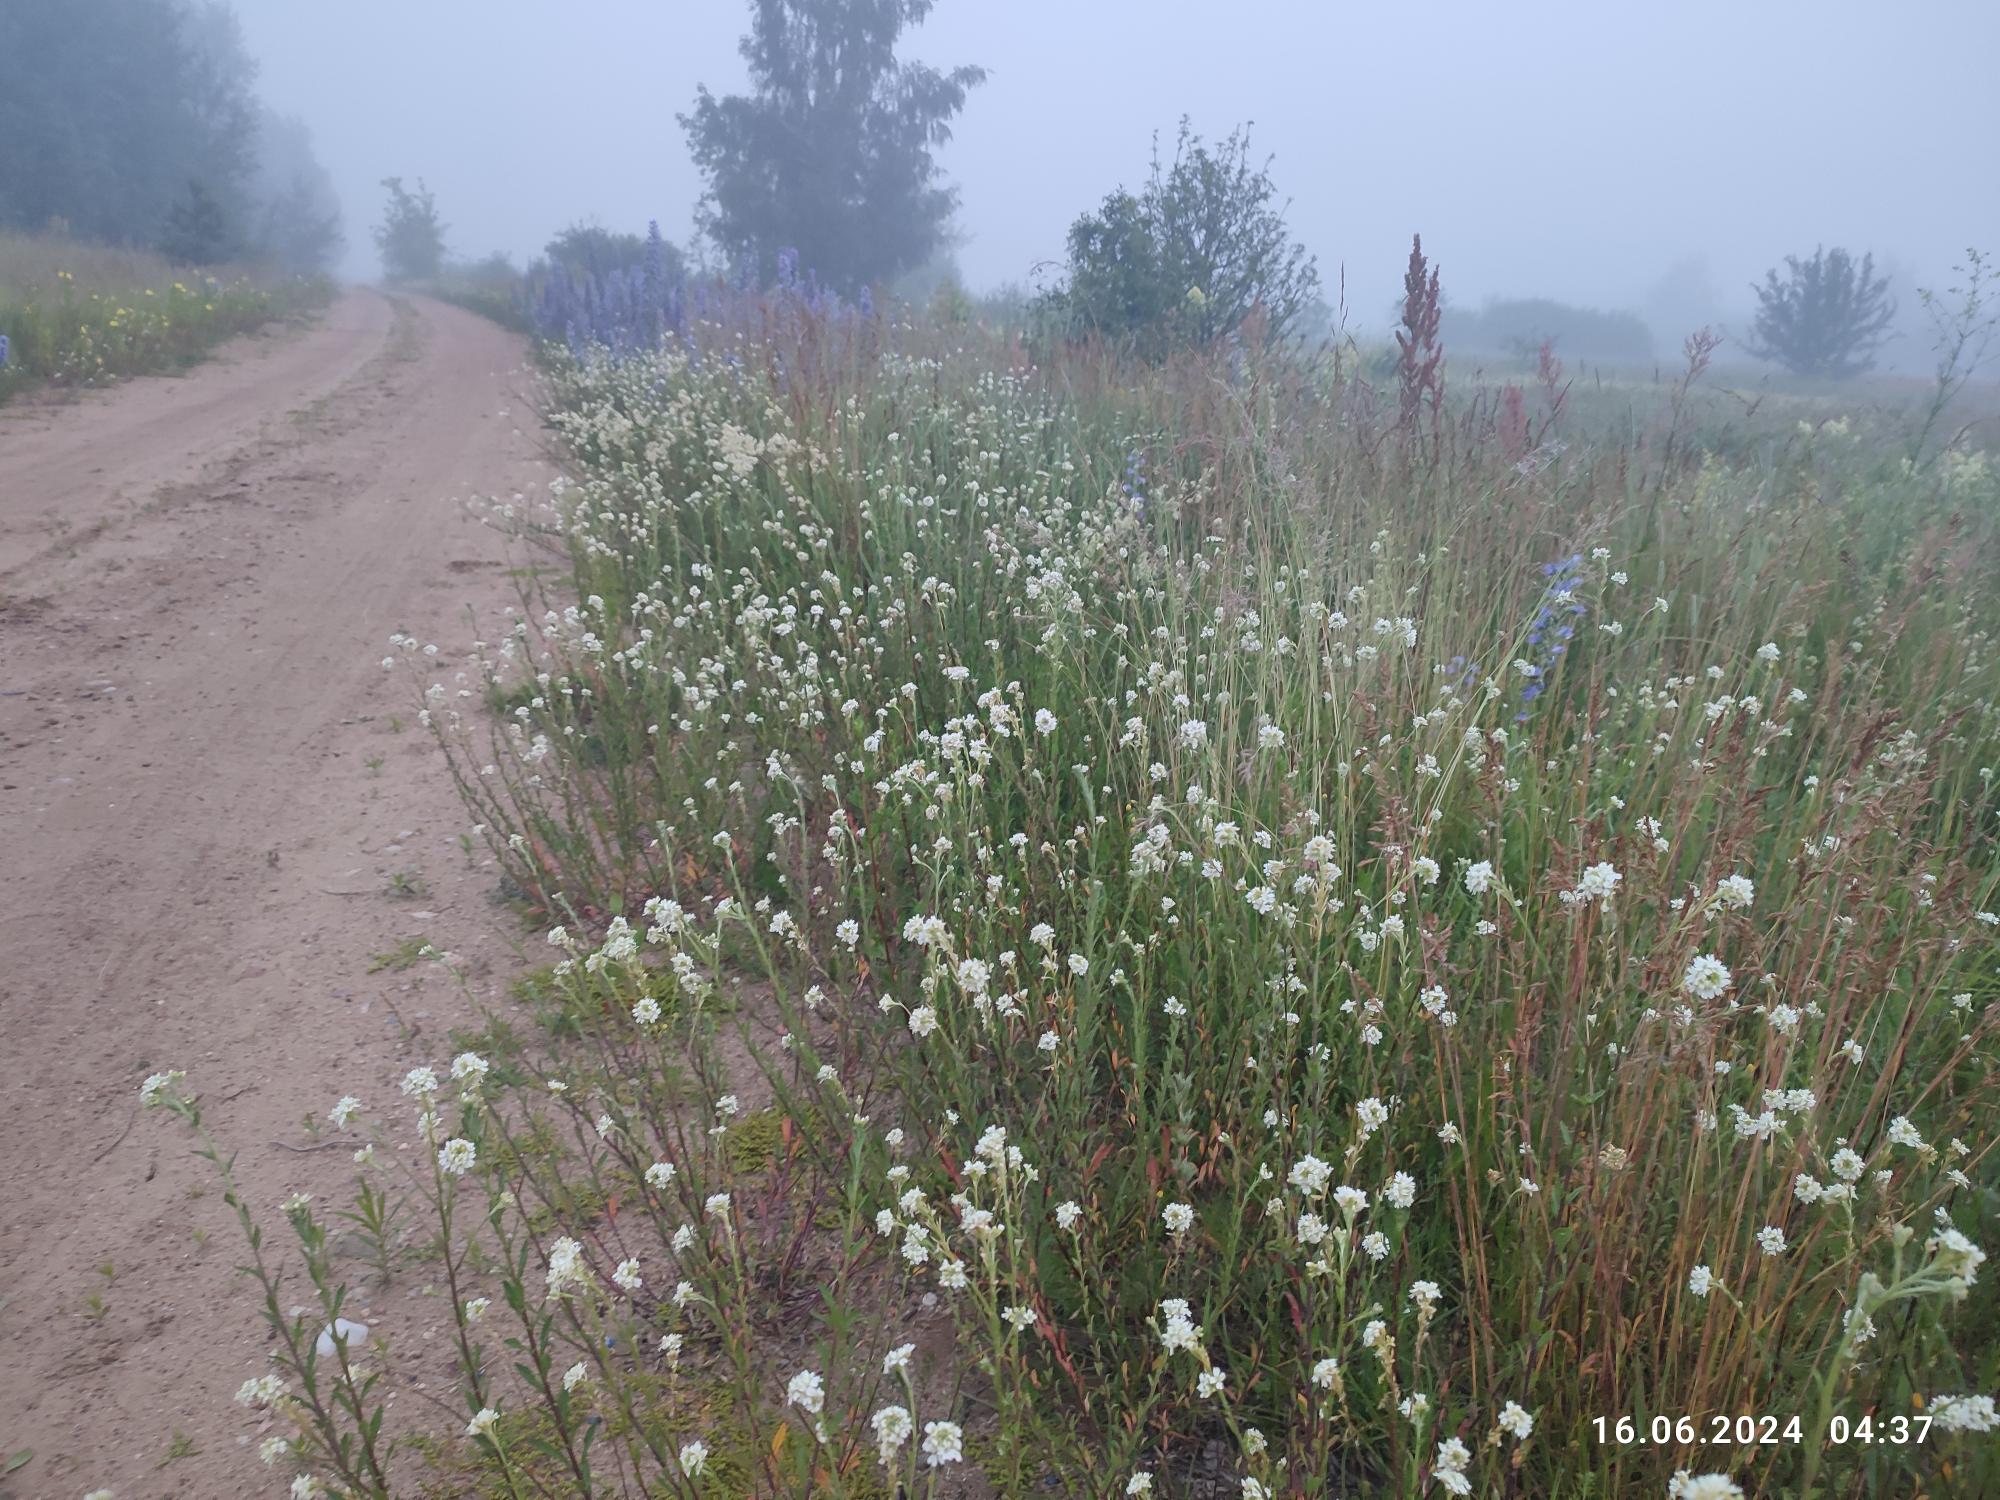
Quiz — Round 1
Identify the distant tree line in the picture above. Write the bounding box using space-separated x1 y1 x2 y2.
354 0 1919 385
1444 298 1655 365
0 0 342 270
537 224 688 287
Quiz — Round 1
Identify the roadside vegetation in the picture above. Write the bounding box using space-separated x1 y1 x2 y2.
149 238 2000 1495
126 1 1998 1496
0 229 330 404
0 0 344 405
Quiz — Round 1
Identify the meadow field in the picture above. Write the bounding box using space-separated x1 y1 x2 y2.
0 229 329 403
141 281 2000 1499
8 0 1994 1494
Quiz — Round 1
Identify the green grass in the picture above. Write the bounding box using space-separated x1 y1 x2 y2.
367 936 434 973
410 259 532 334
152 294 2000 1500
0 228 332 403
413 312 1997 1497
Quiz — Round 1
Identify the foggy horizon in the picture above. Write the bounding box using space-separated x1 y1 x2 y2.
229 0 2000 351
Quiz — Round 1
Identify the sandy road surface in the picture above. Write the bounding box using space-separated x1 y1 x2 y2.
0 292 553 1497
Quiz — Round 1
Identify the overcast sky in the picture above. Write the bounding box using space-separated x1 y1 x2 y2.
231 0 2000 336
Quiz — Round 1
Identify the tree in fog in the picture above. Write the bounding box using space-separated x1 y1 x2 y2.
1046 121 1319 357
1746 246 1896 378
0 0 334 269
159 179 233 264
681 0 985 292
374 178 446 283
0 0 258 251
249 112 344 273
175 1 260 228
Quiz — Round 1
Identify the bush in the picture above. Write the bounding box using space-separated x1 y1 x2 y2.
373 177 446 284
1043 120 1318 357
159 178 233 265
1746 246 1896 378
540 222 685 286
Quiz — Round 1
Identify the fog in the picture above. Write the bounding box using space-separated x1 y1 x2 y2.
231 0 1998 355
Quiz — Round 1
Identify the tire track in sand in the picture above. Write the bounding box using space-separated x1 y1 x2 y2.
0 290 553 1498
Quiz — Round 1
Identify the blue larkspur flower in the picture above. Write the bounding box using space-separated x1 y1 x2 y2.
1515 553 1588 719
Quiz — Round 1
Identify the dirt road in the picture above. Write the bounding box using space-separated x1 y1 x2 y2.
0 292 551 1497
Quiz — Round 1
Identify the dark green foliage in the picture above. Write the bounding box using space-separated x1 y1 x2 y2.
1747 245 1896 378
680 0 984 292
0 2 340 269
456 252 519 286
174 1 258 208
1447 297 1654 364
425 252 531 333
374 177 446 284
541 222 684 284
1043 121 1319 357
1051 189 1159 338
159 178 232 264
0 0 258 251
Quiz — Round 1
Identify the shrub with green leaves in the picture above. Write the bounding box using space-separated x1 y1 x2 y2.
1746 246 1897 380
1041 120 1319 358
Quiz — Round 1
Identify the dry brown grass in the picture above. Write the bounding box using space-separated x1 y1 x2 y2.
0 228 179 296
0 227 296 297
